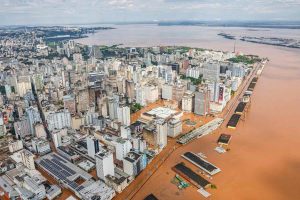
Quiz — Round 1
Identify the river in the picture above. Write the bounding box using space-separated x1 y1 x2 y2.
76 24 300 200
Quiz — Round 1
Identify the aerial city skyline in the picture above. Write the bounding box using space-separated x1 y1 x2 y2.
0 1 300 200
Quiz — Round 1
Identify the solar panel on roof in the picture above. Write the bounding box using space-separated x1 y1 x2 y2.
52 154 67 163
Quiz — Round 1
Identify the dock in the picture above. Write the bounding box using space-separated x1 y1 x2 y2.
177 118 224 144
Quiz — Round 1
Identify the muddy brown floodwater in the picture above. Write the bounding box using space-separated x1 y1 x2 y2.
77 25 300 200
132 44 300 200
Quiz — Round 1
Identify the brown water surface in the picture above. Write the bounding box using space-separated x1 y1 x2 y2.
77 25 300 200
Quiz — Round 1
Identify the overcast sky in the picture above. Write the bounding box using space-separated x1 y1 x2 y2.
1 0 300 25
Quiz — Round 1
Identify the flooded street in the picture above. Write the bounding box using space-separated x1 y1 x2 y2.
77 25 300 200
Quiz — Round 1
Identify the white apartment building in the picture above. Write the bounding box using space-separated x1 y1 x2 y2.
112 138 132 161
17 75 32 97
8 140 23 153
156 119 168 149
95 149 115 181
135 85 146 106
87 135 100 159
182 91 194 112
25 107 42 136
161 84 173 100
167 118 182 138
20 149 35 170
144 85 159 103
46 110 71 131
117 105 130 126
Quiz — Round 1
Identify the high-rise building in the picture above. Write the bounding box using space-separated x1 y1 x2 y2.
14 118 31 139
172 84 186 102
194 88 210 116
126 80 135 102
167 118 182 138
63 94 76 114
32 74 44 91
108 95 119 120
135 85 146 106
17 75 32 97
34 123 47 138
46 110 71 131
87 136 100 159
52 128 68 148
117 105 130 126
181 91 194 112
20 149 35 170
144 84 159 103
203 63 220 82
155 119 168 149
95 149 114 181
8 140 23 153
25 107 42 136
0 113 6 137
77 88 89 112
112 138 132 161
161 84 173 100
123 151 147 177
31 138 51 155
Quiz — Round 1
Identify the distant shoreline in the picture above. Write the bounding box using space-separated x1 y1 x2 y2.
157 21 300 29
218 33 300 49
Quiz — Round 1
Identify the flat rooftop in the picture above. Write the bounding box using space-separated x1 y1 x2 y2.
217 134 232 145
146 107 177 119
36 153 98 198
235 102 247 114
227 114 241 129
247 82 256 91
182 152 221 175
172 162 210 188
144 194 159 200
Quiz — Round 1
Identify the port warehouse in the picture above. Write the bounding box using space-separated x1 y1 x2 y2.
227 76 259 129
227 114 241 129
177 118 224 145
234 102 247 115
217 134 232 145
247 77 258 91
181 152 221 176
172 162 211 189
144 194 159 200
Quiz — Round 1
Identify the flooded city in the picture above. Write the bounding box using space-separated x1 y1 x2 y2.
78 25 300 200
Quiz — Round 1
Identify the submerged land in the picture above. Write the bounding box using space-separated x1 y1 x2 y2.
0 23 300 200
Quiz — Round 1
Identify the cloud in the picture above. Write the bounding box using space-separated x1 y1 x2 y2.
0 0 299 25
